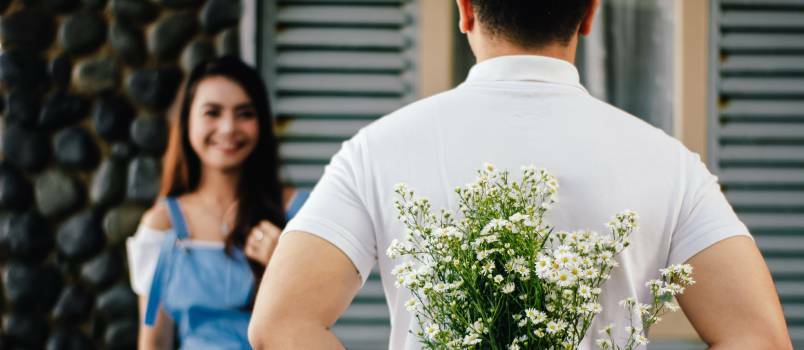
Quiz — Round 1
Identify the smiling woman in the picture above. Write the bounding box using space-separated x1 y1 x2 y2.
188 76 261 173
125 56 308 350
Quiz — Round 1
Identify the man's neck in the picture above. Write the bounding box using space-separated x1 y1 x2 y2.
472 37 578 65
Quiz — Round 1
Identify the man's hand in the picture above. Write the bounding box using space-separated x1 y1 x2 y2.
679 236 792 349
248 231 363 349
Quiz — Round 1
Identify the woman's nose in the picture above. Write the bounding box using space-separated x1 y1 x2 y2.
218 113 236 133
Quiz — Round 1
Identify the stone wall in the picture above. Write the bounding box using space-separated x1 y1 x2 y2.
0 0 242 348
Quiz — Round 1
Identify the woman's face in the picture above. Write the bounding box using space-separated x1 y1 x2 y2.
188 76 260 172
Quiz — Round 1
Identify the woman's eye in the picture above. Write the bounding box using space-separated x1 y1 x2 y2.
239 110 256 119
204 110 220 117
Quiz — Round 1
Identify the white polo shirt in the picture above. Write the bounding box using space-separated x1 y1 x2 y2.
284 55 749 349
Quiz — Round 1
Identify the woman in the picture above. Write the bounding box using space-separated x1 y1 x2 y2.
126 56 307 349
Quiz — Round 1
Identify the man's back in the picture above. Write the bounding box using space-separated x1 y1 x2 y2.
285 55 748 349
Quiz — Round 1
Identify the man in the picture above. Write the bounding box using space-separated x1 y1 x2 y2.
249 0 792 348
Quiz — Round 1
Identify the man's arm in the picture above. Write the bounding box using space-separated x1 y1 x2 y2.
678 236 792 349
248 231 363 349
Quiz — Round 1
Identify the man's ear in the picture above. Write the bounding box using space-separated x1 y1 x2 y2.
579 0 600 36
456 0 475 34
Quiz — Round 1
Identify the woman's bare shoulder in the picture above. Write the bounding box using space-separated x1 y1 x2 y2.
141 200 173 231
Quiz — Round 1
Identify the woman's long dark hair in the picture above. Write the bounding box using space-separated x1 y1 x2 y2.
159 56 286 302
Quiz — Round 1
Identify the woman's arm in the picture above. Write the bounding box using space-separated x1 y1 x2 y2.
134 203 176 350
137 297 174 350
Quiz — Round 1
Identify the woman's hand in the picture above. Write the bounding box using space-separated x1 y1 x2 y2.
245 221 282 266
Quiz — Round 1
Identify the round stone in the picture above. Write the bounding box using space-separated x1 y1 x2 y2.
80 249 121 289
74 56 120 94
2 262 62 311
4 88 39 127
0 9 55 51
110 142 135 160
104 321 137 349
148 11 198 61
127 156 160 204
111 0 158 24
201 0 240 34
92 93 134 141
54 127 101 170
46 328 93 350
39 90 89 129
0 211 52 262
44 0 81 12
51 285 93 322
126 67 182 110
59 12 107 55
3 312 49 349
110 21 146 66
103 204 146 244
96 284 137 320
3 124 51 172
91 159 126 206
56 208 105 261
0 163 33 210
0 49 49 91
181 39 215 72
130 114 167 154
159 0 203 8
35 169 83 218
217 27 240 57
2 262 38 307
50 54 73 87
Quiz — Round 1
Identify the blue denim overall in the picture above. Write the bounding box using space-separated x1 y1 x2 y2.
144 197 253 349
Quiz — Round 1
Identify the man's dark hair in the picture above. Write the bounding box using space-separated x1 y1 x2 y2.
471 0 593 48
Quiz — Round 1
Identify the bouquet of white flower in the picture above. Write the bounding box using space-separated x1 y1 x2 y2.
387 164 694 350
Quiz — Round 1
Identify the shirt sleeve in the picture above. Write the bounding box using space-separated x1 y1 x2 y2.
668 150 752 265
283 133 377 284
126 226 169 296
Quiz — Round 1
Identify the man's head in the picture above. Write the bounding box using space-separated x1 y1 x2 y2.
457 0 599 62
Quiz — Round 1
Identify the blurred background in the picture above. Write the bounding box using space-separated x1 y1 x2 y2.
0 0 801 349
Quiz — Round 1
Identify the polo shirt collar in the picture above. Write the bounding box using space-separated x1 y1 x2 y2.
465 55 588 93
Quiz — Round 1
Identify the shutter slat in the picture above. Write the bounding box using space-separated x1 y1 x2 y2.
756 236 804 255
720 168 804 184
277 28 407 49
720 123 804 141
721 77 804 97
277 73 407 95
282 164 325 185
740 213 804 229
721 55 804 74
720 11 804 30
720 145 804 162
277 51 408 72
767 258 804 279
279 119 371 139
331 324 392 344
721 100 804 119
784 304 804 322
777 281 804 300
276 96 405 118
726 190 804 207
721 33 804 52
278 6 407 26
280 142 341 163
